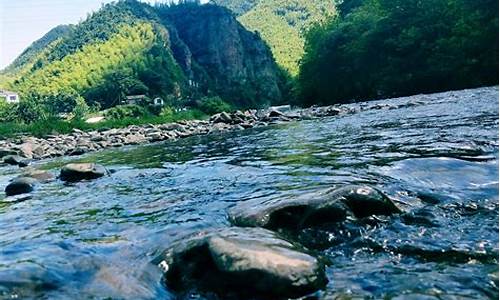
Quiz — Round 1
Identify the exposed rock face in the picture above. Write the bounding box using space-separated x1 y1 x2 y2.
60 163 108 182
229 185 401 230
160 4 283 107
5 177 37 196
154 227 327 298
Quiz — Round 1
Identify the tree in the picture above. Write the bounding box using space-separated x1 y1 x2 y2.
298 0 499 105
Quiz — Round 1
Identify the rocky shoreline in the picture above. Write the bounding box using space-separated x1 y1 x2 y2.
0 98 423 165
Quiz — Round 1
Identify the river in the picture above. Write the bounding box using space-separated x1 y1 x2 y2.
0 87 498 299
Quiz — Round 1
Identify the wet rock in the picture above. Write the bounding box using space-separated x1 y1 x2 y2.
5 177 37 196
268 109 286 118
68 148 88 156
0 148 17 158
20 169 55 183
60 163 108 182
3 155 30 167
229 185 401 230
154 227 327 298
211 112 232 124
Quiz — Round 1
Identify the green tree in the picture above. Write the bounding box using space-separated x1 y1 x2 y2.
298 0 499 105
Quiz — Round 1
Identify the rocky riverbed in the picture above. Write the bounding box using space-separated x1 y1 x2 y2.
0 87 497 299
0 92 428 164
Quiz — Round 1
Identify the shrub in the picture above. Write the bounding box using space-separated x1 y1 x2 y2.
0 101 17 122
72 96 90 120
198 96 232 115
16 100 51 123
104 104 150 120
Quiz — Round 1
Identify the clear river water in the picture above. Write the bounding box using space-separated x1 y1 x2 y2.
0 87 498 299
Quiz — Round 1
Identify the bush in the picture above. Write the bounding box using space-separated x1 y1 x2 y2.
159 106 175 118
0 101 17 122
198 96 232 115
16 100 51 123
104 104 150 120
72 96 90 120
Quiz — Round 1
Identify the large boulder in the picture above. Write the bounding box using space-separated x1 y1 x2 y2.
229 185 401 230
59 163 108 182
5 177 37 196
154 227 327 298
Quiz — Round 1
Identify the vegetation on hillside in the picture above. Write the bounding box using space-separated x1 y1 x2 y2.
209 0 259 15
0 0 283 132
214 0 336 75
298 0 499 106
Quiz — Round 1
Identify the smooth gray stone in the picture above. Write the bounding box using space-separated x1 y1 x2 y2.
154 227 327 298
60 163 108 182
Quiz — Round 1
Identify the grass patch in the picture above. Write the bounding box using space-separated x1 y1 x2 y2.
0 109 208 139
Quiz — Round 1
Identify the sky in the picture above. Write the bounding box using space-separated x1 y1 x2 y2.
0 0 207 69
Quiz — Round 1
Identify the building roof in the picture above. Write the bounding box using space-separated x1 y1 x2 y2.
0 90 18 96
125 95 147 100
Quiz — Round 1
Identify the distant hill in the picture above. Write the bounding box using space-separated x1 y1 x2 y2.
1 0 285 109
212 0 336 75
2 25 75 75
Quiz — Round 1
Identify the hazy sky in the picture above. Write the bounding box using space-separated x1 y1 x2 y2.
0 0 208 69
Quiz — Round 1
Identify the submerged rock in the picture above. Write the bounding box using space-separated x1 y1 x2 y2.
59 163 108 182
3 155 30 167
21 169 55 183
5 177 37 196
154 227 327 298
229 185 401 230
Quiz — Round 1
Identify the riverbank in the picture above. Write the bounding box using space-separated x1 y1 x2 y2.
0 87 494 163
0 86 497 299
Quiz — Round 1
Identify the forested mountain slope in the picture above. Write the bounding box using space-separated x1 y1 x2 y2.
298 0 499 105
212 0 336 75
1 0 285 111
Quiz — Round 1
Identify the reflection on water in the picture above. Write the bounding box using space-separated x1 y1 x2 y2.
0 87 498 299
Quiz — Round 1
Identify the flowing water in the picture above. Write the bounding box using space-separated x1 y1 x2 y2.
0 87 498 299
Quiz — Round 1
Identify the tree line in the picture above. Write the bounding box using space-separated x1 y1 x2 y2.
297 0 498 106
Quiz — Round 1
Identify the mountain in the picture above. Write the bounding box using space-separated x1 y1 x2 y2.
212 0 336 75
2 25 75 75
1 0 285 109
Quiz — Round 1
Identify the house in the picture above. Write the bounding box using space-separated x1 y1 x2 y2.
122 95 148 105
0 90 20 103
121 95 165 107
152 97 164 107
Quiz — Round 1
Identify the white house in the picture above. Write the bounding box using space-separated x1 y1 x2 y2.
0 90 20 103
152 97 164 107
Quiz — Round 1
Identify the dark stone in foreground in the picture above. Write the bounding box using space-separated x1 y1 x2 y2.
0 148 18 159
5 177 37 196
60 163 108 182
154 227 327 298
3 155 30 167
229 185 401 230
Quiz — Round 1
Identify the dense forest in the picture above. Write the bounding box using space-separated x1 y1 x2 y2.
298 0 499 105
213 0 336 75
